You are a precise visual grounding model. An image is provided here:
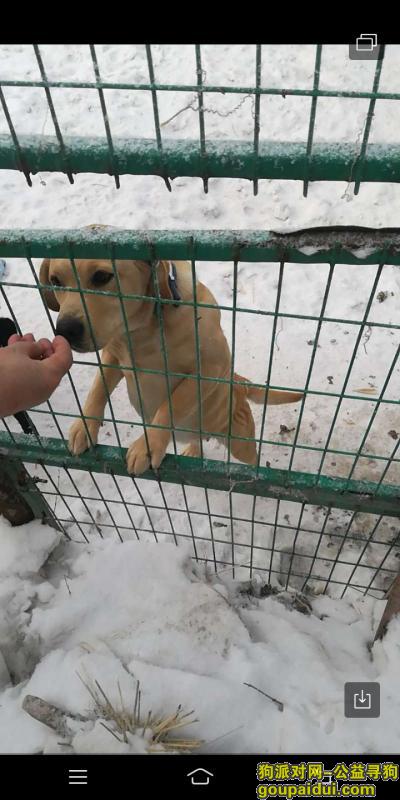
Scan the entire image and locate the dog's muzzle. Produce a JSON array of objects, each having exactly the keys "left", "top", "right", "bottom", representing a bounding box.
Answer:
[{"left": 55, "top": 316, "right": 85, "bottom": 349}]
